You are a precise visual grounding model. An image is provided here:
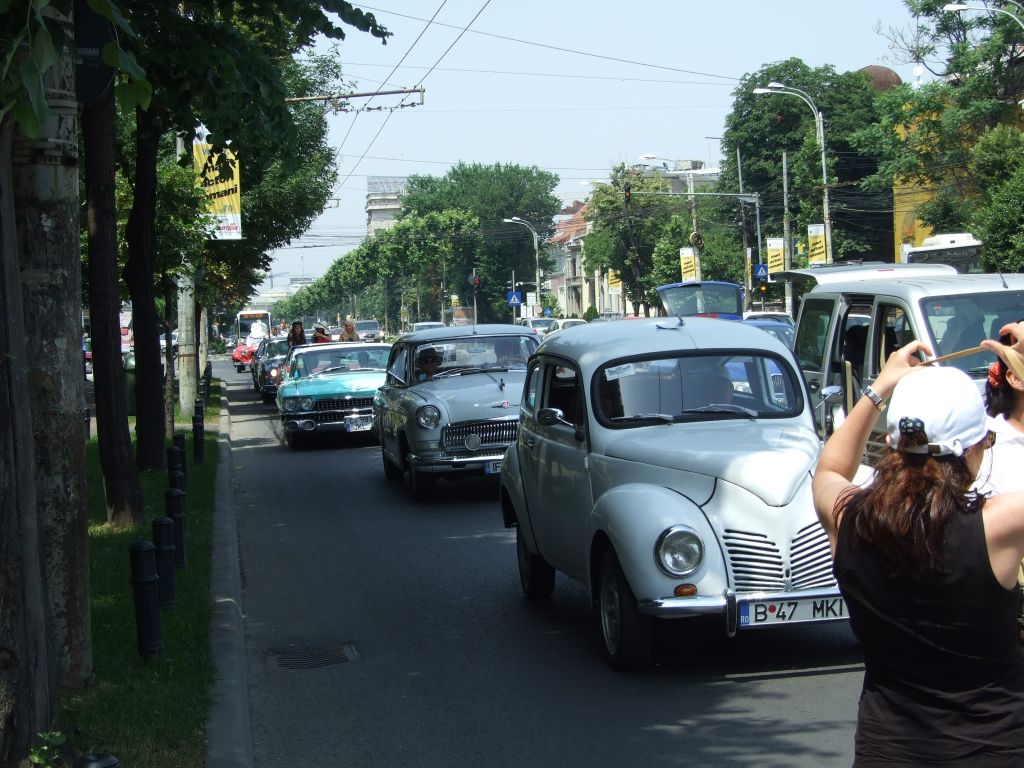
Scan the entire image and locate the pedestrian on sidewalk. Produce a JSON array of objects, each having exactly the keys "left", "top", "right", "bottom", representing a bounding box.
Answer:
[{"left": 813, "top": 339, "right": 1024, "bottom": 766}]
